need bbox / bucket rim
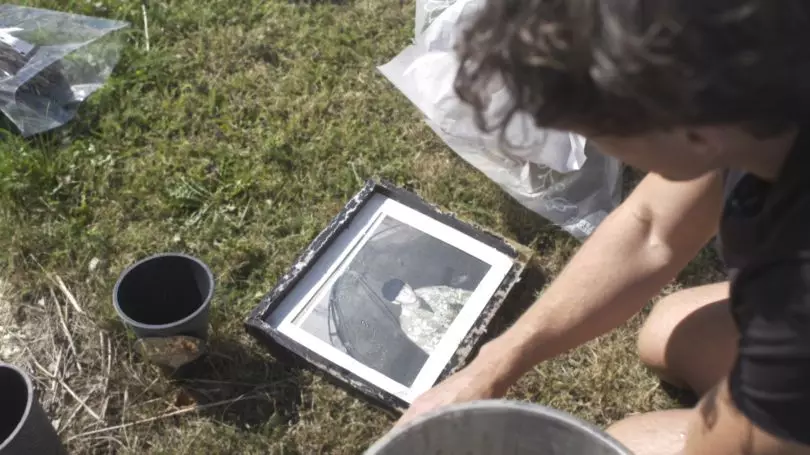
[366,399,633,455]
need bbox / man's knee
[636,283,732,390]
[637,291,689,386]
[606,409,693,455]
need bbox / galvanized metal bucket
[366,400,632,455]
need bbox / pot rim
[112,253,215,331]
[0,363,34,452]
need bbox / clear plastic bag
[416,0,479,52]
[421,117,623,238]
[399,50,587,174]
[381,0,622,239]
[415,0,456,43]
[0,5,129,136]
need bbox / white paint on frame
[269,194,514,403]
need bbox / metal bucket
[366,400,632,455]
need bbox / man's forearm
[475,203,701,390]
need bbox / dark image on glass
[296,216,490,386]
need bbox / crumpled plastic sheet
[379,0,623,239]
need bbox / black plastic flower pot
[113,253,214,340]
[365,400,632,455]
[0,363,67,455]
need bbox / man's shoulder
[762,178,810,254]
[764,125,810,247]
[728,172,810,317]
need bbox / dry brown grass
[1,277,118,449]
[0,275,322,453]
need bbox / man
[396,0,810,453]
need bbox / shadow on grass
[479,192,558,347]
[497,193,558,246]
[496,164,642,245]
[484,262,547,343]
[173,337,306,430]
[659,380,699,407]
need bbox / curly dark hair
[454,0,810,138]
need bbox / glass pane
[296,216,491,386]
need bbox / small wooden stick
[53,275,85,315]
[107,337,113,381]
[58,402,85,435]
[67,394,261,441]
[30,357,101,422]
[141,0,150,51]
[100,396,110,421]
[48,349,62,393]
[50,289,82,373]
[58,378,102,422]
[29,354,55,381]
[121,387,130,447]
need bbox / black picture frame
[245,180,525,414]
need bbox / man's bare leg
[606,282,738,454]
[607,409,693,455]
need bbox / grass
[0,0,723,453]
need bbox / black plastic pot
[0,363,67,455]
[365,400,632,455]
[113,253,214,340]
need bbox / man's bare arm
[396,171,725,426]
[475,171,725,391]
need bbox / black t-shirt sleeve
[729,254,810,445]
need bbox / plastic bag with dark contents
[0,5,129,136]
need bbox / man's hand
[395,172,723,429]
[395,358,508,428]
